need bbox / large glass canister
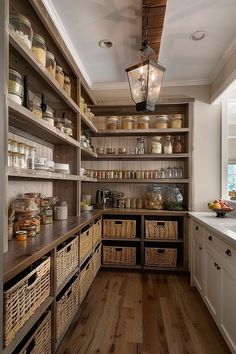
[46,51,56,77]
[64,76,71,96]
[144,185,164,209]
[165,185,184,210]
[8,69,23,105]
[32,34,46,66]
[9,13,33,49]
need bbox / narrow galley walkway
[57,272,230,354]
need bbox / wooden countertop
[4,210,102,283]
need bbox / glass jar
[43,107,54,126]
[144,185,164,210]
[172,166,179,179]
[117,147,127,155]
[8,139,12,152]
[8,69,23,105]
[106,117,118,130]
[17,142,24,154]
[9,13,33,49]
[55,66,64,87]
[55,118,65,132]
[27,146,36,169]
[125,197,131,208]
[130,198,137,209]
[159,168,165,178]
[170,114,183,129]
[165,167,172,179]
[155,115,169,129]
[32,34,46,66]
[177,166,184,179]
[11,140,18,153]
[15,230,27,241]
[150,136,162,154]
[64,76,71,96]
[12,152,19,168]
[80,97,85,112]
[29,95,42,118]
[19,153,26,169]
[24,144,30,162]
[64,119,73,136]
[135,138,145,154]
[136,198,143,209]
[163,135,173,154]
[173,135,184,153]
[46,51,56,77]
[122,116,134,130]
[138,115,150,129]
[8,151,12,167]
[165,186,184,210]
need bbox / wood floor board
[57,272,231,354]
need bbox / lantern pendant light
[125,6,166,112]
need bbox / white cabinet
[192,235,204,295]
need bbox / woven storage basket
[93,218,102,247]
[80,226,93,262]
[56,237,79,287]
[18,312,51,354]
[145,247,177,267]
[3,257,51,347]
[145,220,178,240]
[79,259,94,303]
[93,244,102,277]
[103,219,136,239]
[102,246,136,265]
[56,276,79,342]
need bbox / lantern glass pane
[127,63,148,104]
[147,63,164,106]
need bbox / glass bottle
[27,146,36,169]
[150,136,162,154]
[163,135,173,154]
[135,138,145,154]
[173,135,184,153]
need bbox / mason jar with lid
[163,135,173,154]
[106,117,118,130]
[9,13,33,49]
[64,119,73,137]
[8,69,23,105]
[155,115,169,129]
[138,115,150,129]
[46,51,56,77]
[55,66,64,87]
[170,114,183,128]
[32,34,46,66]
[64,76,71,96]
[122,116,134,130]
[29,99,42,118]
[150,136,162,154]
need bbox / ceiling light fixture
[99,39,113,48]
[190,31,206,41]
[125,6,166,112]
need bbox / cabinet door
[192,236,204,295]
[220,263,236,353]
[204,245,221,323]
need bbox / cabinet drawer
[205,229,236,268]
[192,220,203,236]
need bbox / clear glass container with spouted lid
[46,51,56,77]
[9,13,33,49]
[55,65,64,87]
[64,76,71,96]
[170,114,183,128]
[32,34,46,66]
[106,116,118,130]
[155,115,169,129]
[8,69,23,105]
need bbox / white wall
[93,84,221,211]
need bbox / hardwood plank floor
[57,271,230,354]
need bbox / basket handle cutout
[114,221,122,225]
[155,222,165,228]
[66,245,72,253]
[157,249,165,254]
[115,248,122,251]
[27,272,38,288]
[26,338,36,353]
[67,289,72,298]
[86,230,89,236]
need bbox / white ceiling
[47,0,236,88]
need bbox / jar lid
[9,68,22,79]
[107,117,118,122]
[155,115,169,122]
[171,114,183,120]
[9,13,32,27]
[33,33,45,45]
[80,97,84,102]
[123,116,134,122]
[46,51,55,60]
[139,115,150,122]
[56,65,63,72]
[64,76,70,83]
[15,230,27,235]
[152,136,162,140]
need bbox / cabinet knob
[199,246,202,250]
[225,249,231,257]
[195,226,199,231]
[208,236,213,241]
[216,265,221,271]
[214,262,218,267]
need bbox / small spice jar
[32,34,46,66]
[9,13,33,49]
[96,147,105,155]
[106,117,118,130]
[27,145,36,169]
[8,151,12,167]
[136,198,143,209]
[64,76,71,96]
[106,147,116,155]
[125,197,131,208]
[155,115,169,129]
[20,225,37,238]
[19,153,26,169]
[117,147,127,155]
[150,136,162,154]
[46,51,56,77]
[138,115,150,129]
[163,135,173,154]
[17,142,25,154]
[15,230,27,241]
[8,69,23,105]
[170,114,183,128]
[8,139,12,152]
[55,65,64,87]
[43,107,54,126]
[12,152,19,168]
[11,140,18,153]
[173,135,184,153]
[122,116,134,130]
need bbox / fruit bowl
[212,208,233,218]
[208,199,234,217]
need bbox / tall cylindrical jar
[46,51,56,77]
[32,34,46,66]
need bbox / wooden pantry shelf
[79,176,98,182]
[80,111,97,133]
[102,238,141,242]
[8,168,78,181]
[86,153,189,161]
[144,239,184,243]
[81,145,97,159]
[103,209,188,216]
[8,99,80,148]
[95,128,190,137]
[8,28,80,115]
[96,178,189,184]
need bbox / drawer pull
[199,246,202,250]
[208,236,213,241]
[214,262,218,267]
[225,249,231,257]
[216,265,221,271]
[195,226,199,231]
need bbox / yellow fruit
[208,203,214,209]
[213,202,221,210]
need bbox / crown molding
[42,0,92,87]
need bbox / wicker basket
[3,257,51,347]
[93,218,102,247]
[103,219,136,239]
[93,244,101,277]
[18,312,51,354]
[145,220,178,240]
[56,237,79,287]
[79,259,94,303]
[145,247,177,267]
[102,246,136,265]
[56,276,79,342]
[80,226,93,262]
